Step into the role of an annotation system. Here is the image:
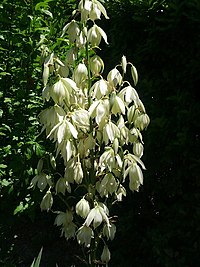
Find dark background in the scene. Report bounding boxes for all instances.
[0,0,199,266]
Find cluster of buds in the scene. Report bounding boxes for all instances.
[32,0,149,265]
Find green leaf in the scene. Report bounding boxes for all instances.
[41,9,53,18]
[30,247,43,267]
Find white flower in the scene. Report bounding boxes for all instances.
[133,141,144,158]
[40,190,53,211]
[47,118,78,144]
[55,210,76,240]
[115,184,126,201]
[89,99,109,126]
[90,55,104,76]
[73,63,88,87]
[111,94,126,115]
[103,223,116,241]
[134,113,150,131]
[96,173,118,197]
[71,108,90,131]
[87,24,108,47]
[84,202,110,229]
[55,177,71,195]
[91,79,109,99]
[77,225,94,247]
[76,198,90,218]
[31,172,50,192]
[74,162,84,184]
[103,121,120,144]
[61,20,80,43]
[107,68,122,87]
[50,78,77,105]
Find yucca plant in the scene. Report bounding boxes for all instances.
[31,0,149,266]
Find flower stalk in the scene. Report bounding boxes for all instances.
[32,0,150,266]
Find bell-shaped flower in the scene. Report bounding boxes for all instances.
[47,117,78,144]
[62,222,76,239]
[40,190,53,211]
[111,94,126,115]
[134,113,150,131]
[133,141,144,158]
[130,63,138,86]
[43,52,54,86]
[128,163,143,192]
[64,158,77,183]
[39,105,66,135]
[79,0,109,21]
[71,108,90,131]
[118,85,139,104]
[56,139,76,163]
[31,172,51,192]
[84,202,110,229]
[117,116,130,145]
[61,20,80,43]
[50,77,77,105]
[127,105,136,124]
[77,225,94,247]
[103,120,120,144]
[96,173,118,197]
[78,0,91,21]
[76,198,90,218]
[99,147,122,172]
[90,55,104,76]
[55,210,76,240]
[89,99,109,126]
[101,245,111,263]
[115,184,126,201]
[87,24,108,47]
[76,29,87,48]
[55,177,71,195]
[107,68,122,87]
[89,2,101,21]
[103,223,116,241]
[73,63,88,87]
[74,162,84,184]
[91,79,110,99]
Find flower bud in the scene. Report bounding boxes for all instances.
[127,105,136,124]
[101,245,111,263]
[76,198,90,218]
[121,55,127,74]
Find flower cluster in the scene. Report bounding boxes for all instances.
[32,0,149,265]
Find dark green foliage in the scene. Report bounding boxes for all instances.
[0,0,200,266]
[103,0,200,266]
